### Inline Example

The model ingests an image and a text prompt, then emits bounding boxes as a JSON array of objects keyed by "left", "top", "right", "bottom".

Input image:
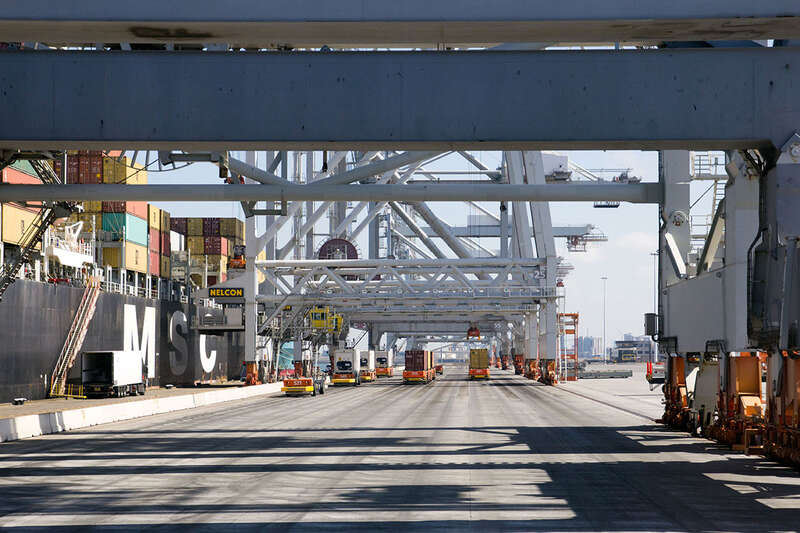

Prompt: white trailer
[
  {"left": 359, "top": 349, "right": 377, "bottom": 381},
  {"left": 331, "top": 348, "right": 361, "bottom": 386},
  {"left": 82, "top": 351, "right": 145, "bottom": 397},
  {"left": 375, "top": 350, "right": 394, "bottom": 377}
]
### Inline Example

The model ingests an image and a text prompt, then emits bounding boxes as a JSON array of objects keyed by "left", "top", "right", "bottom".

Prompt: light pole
[{"left": 601, "top": 276, "right": 608, "bottom": 363}]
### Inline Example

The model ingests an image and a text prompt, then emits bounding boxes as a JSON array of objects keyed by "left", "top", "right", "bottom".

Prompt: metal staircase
[
  {"left": 50, "top": 277, "right": 101, "bottom": 397},
  {"left": 0, "top": 158, "right": 75, "bottom": 300}
]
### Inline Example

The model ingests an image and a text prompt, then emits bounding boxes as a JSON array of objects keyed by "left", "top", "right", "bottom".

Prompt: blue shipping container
[{"left": 102, "top": 213, "right": 148, "bottom": 246}]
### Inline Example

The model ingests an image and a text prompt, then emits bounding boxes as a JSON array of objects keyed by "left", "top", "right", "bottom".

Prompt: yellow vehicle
[{"left": 310, "top": 307, "right": 343, "bottom": 333}]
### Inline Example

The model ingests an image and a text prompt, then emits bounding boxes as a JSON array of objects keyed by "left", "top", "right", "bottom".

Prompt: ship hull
[{"left": 1, "top": 280, "right": 244, "bottom": 402}]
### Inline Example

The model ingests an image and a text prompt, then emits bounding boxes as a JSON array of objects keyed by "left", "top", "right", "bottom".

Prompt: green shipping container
[{"left": 102, "top": 213, "right": 148, "bottom": 246}]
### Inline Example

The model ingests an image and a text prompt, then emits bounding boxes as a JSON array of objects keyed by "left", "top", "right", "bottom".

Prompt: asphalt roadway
[{"left": 1, "top": 368, "right": 799, "bottom": 532}]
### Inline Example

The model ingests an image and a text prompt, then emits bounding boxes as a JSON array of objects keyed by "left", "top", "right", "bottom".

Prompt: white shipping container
[
  {"left": 333, "top": 349, "right": 360, "bottom": 375},
  {"left": 375, "top": 350, "right": 393, "bottom": 368},
  {"left": 359, "top": 349, "right": 376, "bottom": 372},
  {"left": 170, "top": 230, "right": 185, "bottom": 252}
]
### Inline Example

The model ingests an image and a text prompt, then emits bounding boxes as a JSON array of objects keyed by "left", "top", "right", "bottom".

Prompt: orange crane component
[
  {"left": 763, "top": 352, "right": 800, "bottom": 464},
  {"left": 558, "top": 313, "right": 579, "bottom": 381},
  {"left": 708, "top": 353, "right": 764, "bottom": 454},
  {"left": 539, "top": 359, "right": 558, "bottom": 385},
  {"left": 660, "top": 355, "right": 692, "bottom": 428}
]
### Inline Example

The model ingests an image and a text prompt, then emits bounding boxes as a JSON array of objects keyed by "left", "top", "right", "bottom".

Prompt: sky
[{"left": 144, "top": 148, "right": 714, "bottom": 351}]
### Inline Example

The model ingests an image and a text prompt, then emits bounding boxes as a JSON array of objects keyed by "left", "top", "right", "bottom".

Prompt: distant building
[
  {"left": 612, "top": 334, "right": 655, "bottom": 362},
  {"left": 577, "top": 336, "right": 603, "bottom": 358}
]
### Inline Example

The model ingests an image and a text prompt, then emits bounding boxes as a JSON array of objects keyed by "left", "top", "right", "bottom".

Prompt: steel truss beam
[
  {"left": 3, "top": 2, "right": 799, "bottom": 46},
  {"left": 253, "top": 258, "right": 553, "bottom": 304},
  {"left": 0, "top": 183, "right": 661, "bottom": 203},
  {"left": 1, "top": 48, "right": 798, "bottom": 150}
]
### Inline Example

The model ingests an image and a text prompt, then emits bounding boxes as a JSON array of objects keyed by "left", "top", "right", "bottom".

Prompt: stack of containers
[
  {"left": 101, "top": 213, "right": 148, "bottom": 273},
  {"left": 186, "top": 217, "right": 204, "bottom": 257},
  {"left": 1, "top": 161, "right": 42, "bottom": 251},
  {"left": 160, "top": 210, "right": 171, "bottom": 278},
  {"left": 52, "top": 150, "right": 103, "bottom": 184},
  {"left": 100, "top": 157, "right": 149, "bottom": 274},
  {"left": 147, "top": 205, "right": 161, "bottom": 277},
  {"left": 204, "top": 218, "right": 228, "bottom": 284}
]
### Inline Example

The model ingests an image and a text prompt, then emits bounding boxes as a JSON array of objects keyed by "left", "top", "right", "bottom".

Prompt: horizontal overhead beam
[
  {"left": 0, "top": 183, "right": 661, "bottom": 203},
  {"left": 3, "top": 2, "right": 799, "bottom": 45},
  {"left": 1, "top": 48, "right": 798, "bottom": 151}
]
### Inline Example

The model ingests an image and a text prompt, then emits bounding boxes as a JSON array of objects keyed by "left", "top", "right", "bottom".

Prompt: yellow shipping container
[
  {"left": 187, "top": 218, "right": 204, "bottom": 236},
  {"left": 2, "top": 204, "right": 41, "bottom": 249},
  {"left": 469, "top": 349, "right": 489, "bottom": 369},
  {"left": 82, "top": 201, "right": 102, "bottom": 213},
  {"left": 160, "top": 210, "right": 170, "bottom": 233},
  {"left": 219, "top": 218, "right": 237, "bottom": 238},
  {"left": 206, "top": 254, "right": 227, "bottom": 273},
  {"left": 128, "top": 162, "right": 147, "bottom": 185},
  {"left": 102, "top": 242, "right": 148, "bottom": 273},
  {"left": 160, "top": 255, "right": 170, "bottom": 278},
  {"left": 187, "top": 236, "right": 205, "bottom": 256},
  {"left": 102, "top": 157, "right": 122, "bottom": 184},
  {"left": 67, "top": 213, "right": 99, "bottom": 230},
  {"left": 147, "top": 205, "right": 161, "bottom": 231}
]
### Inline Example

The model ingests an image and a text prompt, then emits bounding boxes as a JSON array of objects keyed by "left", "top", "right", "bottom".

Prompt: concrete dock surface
[{"left": 1, "top": 366, "right": 798, "bottom": 532}]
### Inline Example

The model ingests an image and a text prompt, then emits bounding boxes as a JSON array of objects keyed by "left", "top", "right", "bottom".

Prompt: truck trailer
[
  {"left": 375, "top": 350, "right": 394, "bottom": 377},
  {"left": 403, "top": 350, "right": 435, "bottom": 383},
  {"left": 331, "top": 348, "right": 361, "bottom": 386},
  {"left": 359, "top": 350, "right": 377, "bottom": 382},
  {"left": 82, "top": 351, "right": 145, "bottom": 398},
  {"left": 469, "top": 348, "right": 490, "bottom": 379}
]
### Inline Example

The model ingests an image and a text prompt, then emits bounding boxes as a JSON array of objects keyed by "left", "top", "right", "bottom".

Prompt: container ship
[{"left": 0, "top": 153, "right": 258, "bottom": 403}]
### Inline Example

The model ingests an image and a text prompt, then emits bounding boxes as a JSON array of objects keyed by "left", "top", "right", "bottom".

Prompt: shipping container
[
  {"left": 149, "top": 250, "right": 160, "bottom": 276},
  {"left": 160, "top": 210, "right": 170, "bottom": 234},
  {"left": 187, "top": 236, "right": 205, "bottom": 256},
  {"left": 82, "top": 351, "right": 144, "bottom": 397},
  {"left": 3, "top": 166, "right": 41, "bottom": 185},
  {"left": 187, "top": 218, "right": 204, "bottom": 236},
  {"left": 160, "top": 231, "right": 170, "bottom": 254},
  {"left": 170, "top": 217, "right": 187, "bottom": 235},
  {"left": 147, "top": 205, "right": 161, "bottom": 231},
  {"left": 102, "top": 201, "right": 148, "bottom": 220},
  {"left": 206, "top": 254, "right": 227, "bottom": 273},
  {"left": 102, "top": 156, "right": 147, "bottom": 185},
  {"left": 52, "top": 156, "right": 80, "bottom": 184},
  {"left": 66, "top": 213, "right": 99, "bottom": 231},
  {"left": 160, "top": 255, "right": 170, "bottom": 278},
  {"left": 207, "top": 274, "right": 227, "bottom": 285},
  {"left": 404, "top": 350, "right": 432, "bottom": 372},
  {"left": 2, "top": 204, "right": 41, "bottom": 249},
  {"left": 82, "top": 201, "right": 102, "bottom": 213},
  {"left": 203, "top": 218, "right": 221, "bottom": 236},
  {"left": 102, "top": 242, "right": 148, "bottom": 273},
  {"left": 469, "top": 348, "right": 490, "bottom": 379},
  {"left": 170, "top": 231, "right": 184, "bottom": 253},
  {"left": 204, "top": 236, "right": 228, "bottom": 256},
  {"left": 101, "top": 213, "right": 148, "bottom": 247},
  {"left": 148, "top": 228, "right": 160, "bottom": 253},
  {"left": 469, "top": 349, "right": 489, "bottom": 369}
]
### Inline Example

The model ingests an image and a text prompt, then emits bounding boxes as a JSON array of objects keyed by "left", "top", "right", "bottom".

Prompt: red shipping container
[
  {"left": 54, "top": 156, "right": 80, "bottom": 183},
  {"left": 102, "top": 201, "right": 148, "bottom": 219},
  {"left": 207, "top": 275, "right": 218, "bottom": 286},
  {"left": 3, "top": 167, "right": 41, "bottom": 185},
  {"left": 170, "top": 217, "right": 187, "bottom": 234},
  {"left": 106, "top": 150, "right": 123, "bottom": 158},
  {"left": 149, "top": 250, "right": 160, "bottom": 276},
  {"left": 149, "top": 228, "right": 160, "bottom": 253},
  {"left": 405, "top": 350, "right": 432, "bottom": 372},
  {"left": 204, "top": 236, "right": 228, "bottom": 256},
  {"left": 78, "top": 156, "right": 90, "bottom": 183},
  {"left": 203, "top": 218, "right": 220, "bottom": 236},
  {"left": 87, "top": 154, "right": 103, "bottom": 184},
  {"left": 160, "top": 231, "right": 171, "bottom": 255}
]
